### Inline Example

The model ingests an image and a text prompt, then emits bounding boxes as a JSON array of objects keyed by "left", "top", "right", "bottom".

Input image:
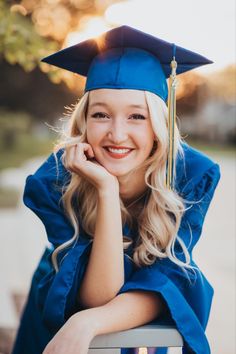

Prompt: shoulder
[
  {"left": 177, "top": 142, "right": 218, "bottom": 177},
  {"left": 27, "top": 148, "right": 70, "bottom": 186},
  {"left": 23, "top": 148, "right": 70, "bottom": 208},
  {"left": 175, "top": 142, "right": 221, "bottom": 195}
]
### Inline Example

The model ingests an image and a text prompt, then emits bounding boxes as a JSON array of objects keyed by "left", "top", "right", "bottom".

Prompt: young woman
[{"left": 12, "top": 26, "right": 221, "bottom": 354}]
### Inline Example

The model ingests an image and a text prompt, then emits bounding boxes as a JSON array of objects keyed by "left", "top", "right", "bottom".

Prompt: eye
[
  {"left": 91, "top": 112, "right": 109, "bottom": 119},
  {"left": 129, "top": 114, "right": 146, "bottom": 120}
]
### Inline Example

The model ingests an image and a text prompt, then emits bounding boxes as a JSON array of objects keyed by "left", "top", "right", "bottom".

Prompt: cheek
[
  {"left": 143, "top": 142, "right": 155, "bottom": 158},
  {"left": 86, "top": 123, "right": 99, "bottom": 145},
  {"left": 137, "top": 129, "right": 155, "bottom": 154},
  {"left": 86, "top": 131, "right": 95, "bottom": 145},
  {"left": 86, "top": 124, "right": 107, "bottom": 148}
]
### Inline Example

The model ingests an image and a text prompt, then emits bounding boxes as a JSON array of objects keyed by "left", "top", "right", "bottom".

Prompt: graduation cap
[{"left": 42, "top": 25, "right": 212, "bottom": 189}]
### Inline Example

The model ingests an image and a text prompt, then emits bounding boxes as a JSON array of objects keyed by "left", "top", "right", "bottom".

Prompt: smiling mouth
[{"left": 103, "top": 146, "right": 134, "bottom": 159}]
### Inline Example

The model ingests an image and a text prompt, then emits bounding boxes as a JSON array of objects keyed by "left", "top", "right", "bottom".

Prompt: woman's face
[{"left": 86, "top": 89, "right": 155, "bottom": 177}]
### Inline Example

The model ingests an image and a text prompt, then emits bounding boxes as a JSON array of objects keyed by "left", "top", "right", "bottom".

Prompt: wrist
[
  {"left": 98, "top": 182, "right": 119, "bottom": 199},
  {"left": 70, "top": 310, "right": 97, "bottom": 339},
  {"left": 72, "top": 309, "right": 101, "bottom": 338}
]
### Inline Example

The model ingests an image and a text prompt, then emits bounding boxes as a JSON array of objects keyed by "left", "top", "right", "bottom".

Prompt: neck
[{"left": 118, "top": 168, "right": 148, "bottom": 204}]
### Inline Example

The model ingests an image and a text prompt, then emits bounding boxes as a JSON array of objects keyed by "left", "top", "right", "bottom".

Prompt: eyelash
[
  {"left": 91, "top": 112, "right": 146, "bottom": 120},
  {"left": 91, "top": 112, "right": 108, "bottom": 119},
  {"left": 130, "top": 114, "right": 146, "bottom": 120}
]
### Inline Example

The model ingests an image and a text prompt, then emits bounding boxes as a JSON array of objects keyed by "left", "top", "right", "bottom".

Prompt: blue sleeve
[
  {"left": 23, "top": 150, "right": 74, "bottom": 247},
  {"left": 178, "top": 162, "right": 221, "bottom": 252},
  {"left": 117, "top": 163, "right": 221, "bottom": 354},
  {"left": 22, "top": 150, "right": 93, "bottom": 331}
]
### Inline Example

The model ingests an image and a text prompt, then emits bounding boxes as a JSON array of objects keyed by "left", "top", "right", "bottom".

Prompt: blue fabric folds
[
  {"left": 13, "top": 143, "right": 220, "bottom": 354},
  {"left": 23, "top": 151, "right": 74, "bottom": 247}
]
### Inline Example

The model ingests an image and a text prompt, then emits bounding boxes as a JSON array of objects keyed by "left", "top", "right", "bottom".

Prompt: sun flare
[{"left": 65, "top": 16, "right": 111, "bottom": 47}]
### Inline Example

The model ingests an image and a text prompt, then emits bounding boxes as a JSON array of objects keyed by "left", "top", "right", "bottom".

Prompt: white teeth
[{"left": 107, "top": 147, "right": 131, "bottom": 154}]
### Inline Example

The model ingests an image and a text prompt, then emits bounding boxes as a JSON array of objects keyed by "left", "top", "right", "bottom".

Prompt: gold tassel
[{"left": 167, "top": 53, "right": 178, "bottom": 190}]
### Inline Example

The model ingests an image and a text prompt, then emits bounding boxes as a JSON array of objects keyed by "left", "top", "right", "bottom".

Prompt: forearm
[
  {"left": 78, "top": 187, "right": 124, "bottom": 308},
  {"left": 44, "top": 291, "right": 165, "bottom": 354},
  {"left": 76, "top": 290, "right": 164, "bottom": 337}
]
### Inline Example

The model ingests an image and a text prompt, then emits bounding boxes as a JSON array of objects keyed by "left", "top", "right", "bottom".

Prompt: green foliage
[
  {"left": 0, "top": 132, "right": 55, "bottom": 170},
  {"left": 0, "top": 109, "right": 32, "bottom": 150},
  {"left": 0, "top": 0, "right": 58, "bottom": 72},
  {"left": 0, "top": 109, "right": 55, "bottom": 170}
]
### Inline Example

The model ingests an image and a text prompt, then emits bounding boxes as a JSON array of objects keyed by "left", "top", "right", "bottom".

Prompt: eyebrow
[{"left": 89, "top": 102, "right": 147, "bottom": 109}]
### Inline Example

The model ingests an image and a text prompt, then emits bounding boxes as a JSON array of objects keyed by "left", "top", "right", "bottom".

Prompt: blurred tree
[
  {"left": 0, "top": 109, "right": 31, "bottom": 149},
  {"left": 0, "top": 0, "right": 121, "bottom": 126},
  {"left": 0, "top": 59, "right": 78, "bottom": 122},
  {"left": 0, "top": 0, "right": 58, "bottom": 72},
  {"left": 0, "top": 0, "right": 120, "bottom": 87},
  {"left": 206, "top": 65, "right": 236, "bottom": 103},
  {"left": 176, "top": 72, "right": 209, "bottom": 115},
  {"left": 176, "top": 65, "right": 236, "bottom": 116}
]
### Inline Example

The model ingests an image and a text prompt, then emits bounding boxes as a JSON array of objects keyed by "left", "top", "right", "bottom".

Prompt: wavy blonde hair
[{"left": 52, "top": 90, "right": 195, "bottom": 279}]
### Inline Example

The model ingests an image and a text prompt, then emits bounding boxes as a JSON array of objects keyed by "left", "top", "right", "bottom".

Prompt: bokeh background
[{"left": 0, "top": 0, "right": 235, "bottom": 353}]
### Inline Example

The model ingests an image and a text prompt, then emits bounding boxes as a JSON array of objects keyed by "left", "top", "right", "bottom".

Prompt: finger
[
  {"left": 78, "top": 143, "right": 94, "bottom": 159},
  {"left": 75, "top": 143, "right": 95, "bottom": 163},
  {"left": 66, "top": 144, "right": 78, "bottom": 166},
  {"left": 64, "top": 144, "right": 80, "bottom": 171},
  {"left": 65, "top": 143, "right": 95, "bottom": 176},
  {"left": 77, "top": 143, "right": 87, "bottom": 162},
  {"left": 85, "top": 144, "right": 95, "bottom": 159},
  {"left": 67, "top": 144, "right": 90, "bottom": 173}
]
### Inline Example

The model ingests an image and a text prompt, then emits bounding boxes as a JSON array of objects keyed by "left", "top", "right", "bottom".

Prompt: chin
[
  {"left": 102, "top": 163, "right": 133, "bottom": 177},
  {"left": 106, "top": 168, "right": 132, "bottom": 177}
]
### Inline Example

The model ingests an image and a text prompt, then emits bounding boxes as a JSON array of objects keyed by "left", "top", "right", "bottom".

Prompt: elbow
[
  {"left": 78, "top": 288, "right": 122, "bottom": 309},
  {"left": 80, "top": 298, "right": 112, "bottom": 309}
]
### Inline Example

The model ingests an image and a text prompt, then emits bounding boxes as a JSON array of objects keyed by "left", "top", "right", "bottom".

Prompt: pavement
[{"left": 0, "top": 153, "right": 235, "bottom": 354}]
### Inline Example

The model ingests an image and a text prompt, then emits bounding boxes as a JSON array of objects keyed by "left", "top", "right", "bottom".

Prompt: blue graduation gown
[{"left": 12, "top": 142, "right": 221, "bottom": 354}]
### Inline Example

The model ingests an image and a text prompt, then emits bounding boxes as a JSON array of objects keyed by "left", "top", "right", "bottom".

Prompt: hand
[
  {"left": 42, "top": 313, "right": 95, "bottom": 354},
  {"left": 65, "top": 143, "right": 119, "bottom": 192}
]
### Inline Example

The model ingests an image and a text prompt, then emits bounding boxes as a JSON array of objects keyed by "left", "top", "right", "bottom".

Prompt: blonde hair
[{"left": 52, "top": 90, "right": 196, "bottom": 281}]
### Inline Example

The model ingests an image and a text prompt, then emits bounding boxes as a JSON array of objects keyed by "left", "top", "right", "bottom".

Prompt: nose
[{"left": 107, "top": 118, "right": 128, "bottom": 144}]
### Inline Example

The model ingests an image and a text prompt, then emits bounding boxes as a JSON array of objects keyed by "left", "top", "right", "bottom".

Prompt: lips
[{"left": 103, "top": 146, "right": 134, "bottom": 159}]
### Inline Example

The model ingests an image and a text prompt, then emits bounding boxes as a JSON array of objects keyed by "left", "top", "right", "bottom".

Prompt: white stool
[{"left": 88, "top": 324, "right": 183, "bottom": 353}]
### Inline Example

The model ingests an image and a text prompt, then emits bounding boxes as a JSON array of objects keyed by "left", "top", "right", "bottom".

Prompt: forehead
[{"left": 88, "top": 89, "right": 148, "bottom": 109}]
